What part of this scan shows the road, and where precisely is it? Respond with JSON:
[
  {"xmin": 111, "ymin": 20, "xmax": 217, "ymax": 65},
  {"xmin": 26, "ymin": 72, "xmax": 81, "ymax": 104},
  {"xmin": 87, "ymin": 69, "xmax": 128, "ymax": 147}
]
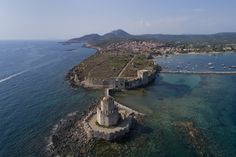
[{"xmin": 118, "ymin": 55, "xmax": 136, "ymax": 77}]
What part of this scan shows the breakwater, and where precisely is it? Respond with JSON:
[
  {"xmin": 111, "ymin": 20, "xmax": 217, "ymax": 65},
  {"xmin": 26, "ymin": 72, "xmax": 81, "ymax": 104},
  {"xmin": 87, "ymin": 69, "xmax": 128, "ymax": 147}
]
[{"xmin": 161, "ymin": 70, "xmax": 236, "ymax": 75}]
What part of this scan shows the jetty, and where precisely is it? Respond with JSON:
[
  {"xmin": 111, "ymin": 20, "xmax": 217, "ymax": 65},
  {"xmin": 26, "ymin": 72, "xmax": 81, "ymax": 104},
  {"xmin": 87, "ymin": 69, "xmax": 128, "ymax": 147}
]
[{"xmin": 161, "ymin": 70, "xmax": 236, "ymax": 75}]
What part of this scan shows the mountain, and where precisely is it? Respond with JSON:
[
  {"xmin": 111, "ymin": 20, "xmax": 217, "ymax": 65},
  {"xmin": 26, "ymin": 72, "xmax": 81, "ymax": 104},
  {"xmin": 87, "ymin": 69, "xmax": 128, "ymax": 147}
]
[
  {"xmin": 66, "ymin": 29, "xmax": 236, "ymax": 46},
  {"xmin": 103, "ymin": 29, "xmax": 131, "ymax": 39},
  {"xmin": 67, "ymin": 29, "xmax": 132, "ymax": 46},
  {"xmin": 67, "ymin": 34, "xmax": 101, "ymax": 43}
]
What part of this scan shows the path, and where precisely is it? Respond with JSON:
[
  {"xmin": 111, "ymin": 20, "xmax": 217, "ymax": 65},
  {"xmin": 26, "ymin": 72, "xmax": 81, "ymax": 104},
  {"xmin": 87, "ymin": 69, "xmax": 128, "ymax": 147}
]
[
  {"xmin": 161, "ymin": 70, "xmax": 236, "ymax": 75},
  {"xmin": 118, "ymin": 55, "xmax": 136, "ymax": 77}
]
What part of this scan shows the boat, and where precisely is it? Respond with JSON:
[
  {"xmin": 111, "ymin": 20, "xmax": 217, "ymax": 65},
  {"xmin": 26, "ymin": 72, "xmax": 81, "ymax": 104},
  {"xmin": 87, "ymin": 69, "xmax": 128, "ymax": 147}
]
[
  {"xmin": 209, "ymin": 66, "xmax": 215, "ymax": 69},
  {"xmin": 208, "ymin": 62, "xmax": 213, "ymax": 66}
]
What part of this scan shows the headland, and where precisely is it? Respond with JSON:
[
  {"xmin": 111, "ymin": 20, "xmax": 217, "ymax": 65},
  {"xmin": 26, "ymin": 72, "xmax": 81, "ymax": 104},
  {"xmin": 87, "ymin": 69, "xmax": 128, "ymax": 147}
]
[{"xmin": 47, "ymin": 30, "xmax": 236, "ymax": 156}]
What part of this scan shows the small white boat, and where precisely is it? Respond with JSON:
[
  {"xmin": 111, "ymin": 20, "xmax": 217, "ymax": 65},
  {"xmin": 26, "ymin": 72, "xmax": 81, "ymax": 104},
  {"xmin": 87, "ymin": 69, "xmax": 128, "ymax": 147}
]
[
  {"xmin": 208, "ymin": 62, "xmax": 213, "ymax": 66},
  {"xmin": 209, "ymin": 66, "xmax": 215, "ymax": 69}
]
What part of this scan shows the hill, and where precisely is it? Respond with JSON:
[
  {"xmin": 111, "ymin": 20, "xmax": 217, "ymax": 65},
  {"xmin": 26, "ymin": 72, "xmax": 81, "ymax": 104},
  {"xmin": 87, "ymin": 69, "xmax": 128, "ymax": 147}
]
[{"xmin": 67, "ymin": 30, "xmax": 236, "ymax": 46}]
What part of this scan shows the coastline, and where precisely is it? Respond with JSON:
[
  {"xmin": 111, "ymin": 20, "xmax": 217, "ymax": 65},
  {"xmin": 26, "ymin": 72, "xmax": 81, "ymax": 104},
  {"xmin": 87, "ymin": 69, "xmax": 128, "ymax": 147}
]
[
  {"xmin": 49, "ymin": 42, "xmax": 157, "ymax": 156},
  {"xmin": 48, "ymin": 42, "xmax": 236, "ymax": 156},
  {"xmin": 46, "ymin": 94, "xmax": 145, "ymax": 157},
  {"xmin": 46, "ymin": 101, "xmax": 99, "ymax": 157}
]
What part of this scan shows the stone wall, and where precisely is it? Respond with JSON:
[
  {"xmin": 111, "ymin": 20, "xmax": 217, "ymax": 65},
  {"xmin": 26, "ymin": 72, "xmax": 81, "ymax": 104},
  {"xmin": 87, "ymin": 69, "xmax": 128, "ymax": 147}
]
[
  {"xmin": 86, "ymin": 69, "xmax": 157, "ymax": 90},
  {"xmin": 125, "ymin": 70, "xmax": 157, "ymax": 89},
  {"xmin": 83, "ymin": 112, "xmax": 133, "ymax": 141},
  {"xmin": 90, "ymin": 117, "xmax": 132, "ymax": 141},
  {"xmin": 96, "ymin": 107, "xmax": 119, "ymax": 127},
  {"xmin": 82, "ymin": 101, "xmax": 137, "ymax": 141},
  {"xmin": 86, "ymin": 77, "xmax": 127, "ymax": 89}
]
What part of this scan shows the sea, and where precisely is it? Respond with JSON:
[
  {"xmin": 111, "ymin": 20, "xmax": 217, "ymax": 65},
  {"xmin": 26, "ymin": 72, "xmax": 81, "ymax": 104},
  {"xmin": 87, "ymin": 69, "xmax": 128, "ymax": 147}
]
[{"xmin": 0, "ymin": 41, "xmax": 236, "ymax": 157}]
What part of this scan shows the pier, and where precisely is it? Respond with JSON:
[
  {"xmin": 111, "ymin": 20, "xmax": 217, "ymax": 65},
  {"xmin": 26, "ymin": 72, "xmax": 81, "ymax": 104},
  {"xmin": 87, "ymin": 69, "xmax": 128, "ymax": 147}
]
[{"xmin": 161, "ymin": 70, "xmax": 236, "ymax": 75}]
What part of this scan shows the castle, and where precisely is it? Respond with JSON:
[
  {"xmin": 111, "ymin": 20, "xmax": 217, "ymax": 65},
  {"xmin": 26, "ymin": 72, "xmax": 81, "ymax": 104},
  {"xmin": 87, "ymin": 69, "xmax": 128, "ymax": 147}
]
[
  {"xmin": 82, "ymin": 88, "xmax": 144, "ymax": 141},
  {"xmin": 96, "ymin": 96, "xmax": 120, "ymax": 127},
  {"xmin": 82, "ymin": 69, "xmax": 156, "ymax": 90},
  {"xmin": 80, "ymin": 69, "xmax": 155, "ymax": 141}
]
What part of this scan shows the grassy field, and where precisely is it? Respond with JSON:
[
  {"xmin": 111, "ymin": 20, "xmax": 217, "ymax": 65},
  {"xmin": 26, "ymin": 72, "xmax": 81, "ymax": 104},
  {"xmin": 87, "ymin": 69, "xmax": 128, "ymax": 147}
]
[
  {"xmin": 72, "ymin": 53, "xmax": 155, "ymax": 81},
  {"xmin": 120, "ymin": 55, "xmax": 155, "ymax": 77}
]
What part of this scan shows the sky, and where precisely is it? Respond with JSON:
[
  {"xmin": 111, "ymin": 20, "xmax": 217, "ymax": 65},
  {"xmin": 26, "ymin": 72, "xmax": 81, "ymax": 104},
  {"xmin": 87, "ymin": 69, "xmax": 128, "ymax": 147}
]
[{"xmin": 0, "ymin": 0, "xmax": 236, "ymax": 40}]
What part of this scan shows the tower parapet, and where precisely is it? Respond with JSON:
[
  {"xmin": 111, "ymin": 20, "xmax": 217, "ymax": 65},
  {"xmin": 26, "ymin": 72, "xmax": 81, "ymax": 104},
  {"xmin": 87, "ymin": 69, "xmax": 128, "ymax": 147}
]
[
  {"xmin": 137, "ymin": 69, "xmax": 149, "ymax": 85},
  {"xmin": 97, "ymin": 96, "xmax": 120, "ymax": 127}
]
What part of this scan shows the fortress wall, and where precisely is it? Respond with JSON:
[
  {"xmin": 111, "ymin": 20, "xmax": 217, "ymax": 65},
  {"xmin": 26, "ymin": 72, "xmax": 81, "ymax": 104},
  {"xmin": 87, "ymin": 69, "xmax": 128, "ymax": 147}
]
[
  {"xmin": 82, "ymin": 110, "xmax": 96, "ymax": 138},
  {"xmin": 86, "ymin": 78, "xmax": 107, "ymax": 86},
  {"xmin": 115, "ymin": 101, "xmax": 145, "ymax": 116},
  {"xmin": 89, "ymin": 117, "xmax": 132, "ymax": 141},
  {"xmin": 125, "ymin": 70, "xmax": 156, "ymax": 89},
  {"xmin": 86, "ymin": 69, "xmax": 157, "ymax": 89},
  {"xmin": 125, "ymin": 78, "xmax": 142, "ymax": 89},
  {"xmin": 82, "ymin": 103, "xmax": 134, "ymax": 141}
]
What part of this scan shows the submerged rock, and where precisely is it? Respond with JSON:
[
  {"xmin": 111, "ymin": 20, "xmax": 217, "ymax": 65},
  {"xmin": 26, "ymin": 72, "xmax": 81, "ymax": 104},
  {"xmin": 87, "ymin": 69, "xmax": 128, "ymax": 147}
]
[{"xmin": 173, "ymin": 121, "xmax": 222, "ymax": 157}]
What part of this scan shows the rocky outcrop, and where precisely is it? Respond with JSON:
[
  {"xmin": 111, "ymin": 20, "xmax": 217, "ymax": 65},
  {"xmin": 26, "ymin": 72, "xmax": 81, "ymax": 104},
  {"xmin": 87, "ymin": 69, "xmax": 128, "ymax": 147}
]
[
  {"xmin": 46, "ymin": 98, "xmax": 144, "ymax": 156},
  {"xmin": 46, "ymin": 101, "xmax": 99, "ymax": 157}
]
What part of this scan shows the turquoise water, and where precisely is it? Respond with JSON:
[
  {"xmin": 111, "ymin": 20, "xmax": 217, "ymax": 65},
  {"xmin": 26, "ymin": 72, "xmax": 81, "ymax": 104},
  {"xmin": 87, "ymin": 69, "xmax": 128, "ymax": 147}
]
[
  {"xmin": 0, "ymin": 42, "xmax": 236, "ymax": 157},
  {"xmin": 111, "ymin": 74, "xmax": 236, "ymax": 157},
  {"xmin": 0, "ymin": 41, "xmax": 101, "ymax": 156}
]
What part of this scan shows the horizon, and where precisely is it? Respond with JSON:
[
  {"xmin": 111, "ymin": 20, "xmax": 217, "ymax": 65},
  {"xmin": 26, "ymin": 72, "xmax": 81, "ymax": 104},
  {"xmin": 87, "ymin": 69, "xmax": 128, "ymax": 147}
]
[
  {"xmin": 1, "ymin": 0, "xmax": 236, "ymax": 40},
  {"xmin": 1, "ymin": 30, "xmax": 236, "ymax": 41}
]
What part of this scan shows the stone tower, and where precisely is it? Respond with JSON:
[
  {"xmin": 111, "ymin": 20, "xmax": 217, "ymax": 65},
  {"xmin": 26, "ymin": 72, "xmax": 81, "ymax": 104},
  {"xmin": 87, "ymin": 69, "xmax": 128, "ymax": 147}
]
[
  {"xmin": 97, "ymin": 96, "xmax": 119, "ymax": 127},
  {"xmin": 137, "ymin": 69, "xmax": 149, "ymax": 85}
]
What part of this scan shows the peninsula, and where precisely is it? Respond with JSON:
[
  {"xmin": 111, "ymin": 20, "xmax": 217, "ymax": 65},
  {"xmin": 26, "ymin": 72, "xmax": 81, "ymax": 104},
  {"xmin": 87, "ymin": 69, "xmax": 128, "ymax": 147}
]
[
  {"xmin": 48, "ymin": 30, "xmax": 163, "ymax": 156},
  {"xmin": 48, "ymin": 30, "xmax": 236, "ymax": 156},
  {"xmin": 66, "ymin": 29, "xmax": 236, "ymax": 54}
]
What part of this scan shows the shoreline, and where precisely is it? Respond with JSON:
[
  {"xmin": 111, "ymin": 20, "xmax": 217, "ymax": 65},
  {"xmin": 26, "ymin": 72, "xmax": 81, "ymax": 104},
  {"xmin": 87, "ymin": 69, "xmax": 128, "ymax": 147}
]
[
  {"xmin": 46, "ymin": 100, "xmax": 99, "ymax": 157},
  {"xmin": 65, "ymin": 44, "xmax": 161, "ymax": 89},
  {"xmin": 81, "ymin": 42, "xmax": 236, "ymax": 56},
  {"xmin": 154, "ymin": 51, "xmax": 236, "ymax": 58},
  {"xmin": 47, "ymin": 42, "xmax": 236, "ymax": 156},
  {"xmin": 46, "ymin": 93, "xmax": 145, "ymax": 157}
]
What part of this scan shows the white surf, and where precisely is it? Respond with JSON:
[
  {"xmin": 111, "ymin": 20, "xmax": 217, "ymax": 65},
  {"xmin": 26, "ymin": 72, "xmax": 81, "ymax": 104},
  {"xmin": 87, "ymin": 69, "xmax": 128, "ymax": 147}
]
[{"xmin": 0, "ymin": 70, "xmax": 28, "ymax": 83}]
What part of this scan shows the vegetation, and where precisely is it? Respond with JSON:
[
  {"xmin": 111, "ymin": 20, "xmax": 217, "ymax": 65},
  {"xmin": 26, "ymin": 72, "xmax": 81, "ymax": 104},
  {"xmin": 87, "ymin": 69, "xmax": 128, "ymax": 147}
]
[
  {"xmin": 121, "ymin": 55, "xmax": 155, "ymax": 77},
  {"xmin": 67, "ymin": 30, "xmax": 236, "ymax": 52},
  {"xmin": 66, "ymin": 53, "xmax": 156, "ymax": 86}
]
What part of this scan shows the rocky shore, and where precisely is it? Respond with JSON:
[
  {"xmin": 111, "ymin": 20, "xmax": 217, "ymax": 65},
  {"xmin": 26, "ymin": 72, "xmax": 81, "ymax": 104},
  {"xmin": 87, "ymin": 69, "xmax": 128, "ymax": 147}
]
[
  {"xmin": 46, "ymin": 100, "xmax": 99, "ymax": 157},
  {"xmin": 46, "ymin": 98, "xmax": 144, "ymax": 157}
]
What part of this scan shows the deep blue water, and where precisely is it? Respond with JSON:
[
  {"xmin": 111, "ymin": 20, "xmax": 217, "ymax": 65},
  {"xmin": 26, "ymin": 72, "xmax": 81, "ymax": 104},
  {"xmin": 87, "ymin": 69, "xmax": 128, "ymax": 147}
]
[{"xmin": 0, "ymin": 41, "xmax": 100, "ymax": 157}]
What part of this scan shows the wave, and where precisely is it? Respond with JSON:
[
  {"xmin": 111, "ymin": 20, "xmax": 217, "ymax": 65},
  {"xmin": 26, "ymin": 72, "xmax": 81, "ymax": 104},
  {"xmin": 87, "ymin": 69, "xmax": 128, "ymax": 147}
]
[
  {"xmin": 0, "ymin": 70, "xmax": 28, "ymax": 83},
  {"xmin": 0, "ymin": 59, "xmax": 59, "ymax": 84}
]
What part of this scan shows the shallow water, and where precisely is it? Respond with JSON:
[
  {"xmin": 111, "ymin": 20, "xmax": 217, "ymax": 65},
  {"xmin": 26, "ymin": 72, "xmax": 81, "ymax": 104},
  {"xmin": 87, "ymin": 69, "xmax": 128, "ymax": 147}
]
[{"xmin": 110, "ymin": 74, "xmax": 236, "ymax": 157}]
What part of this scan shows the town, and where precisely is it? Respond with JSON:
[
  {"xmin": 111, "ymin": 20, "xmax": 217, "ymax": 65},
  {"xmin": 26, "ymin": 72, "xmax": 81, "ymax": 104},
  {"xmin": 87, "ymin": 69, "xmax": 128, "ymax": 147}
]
[{"xmin": 99, "ymin": 40, "xmax": 236, "ymax": 55}]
